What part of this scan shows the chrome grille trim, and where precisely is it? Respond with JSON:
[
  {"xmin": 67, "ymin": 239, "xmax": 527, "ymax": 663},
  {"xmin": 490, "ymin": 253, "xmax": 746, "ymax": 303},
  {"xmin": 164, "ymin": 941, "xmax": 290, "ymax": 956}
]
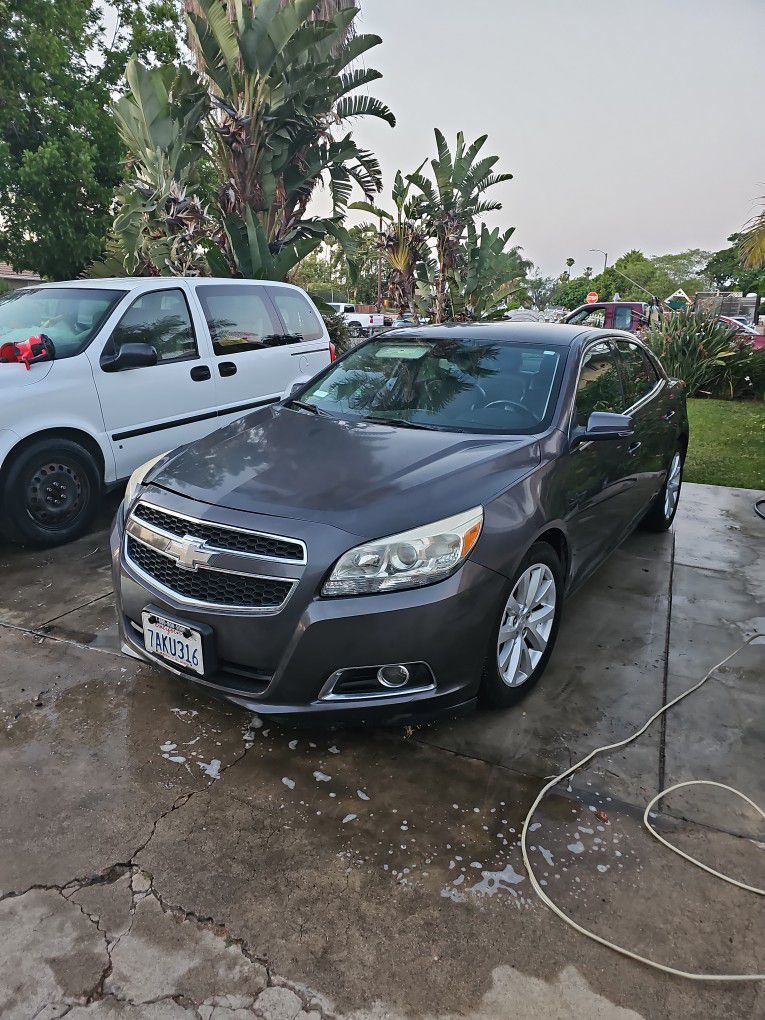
[
  {"xmin": 124, "ymin": 509, "xmax": 301, "ymax": 614},
  {"xmin": 133, "ymin": 498, "xmax": 307, "ymax": 564}
]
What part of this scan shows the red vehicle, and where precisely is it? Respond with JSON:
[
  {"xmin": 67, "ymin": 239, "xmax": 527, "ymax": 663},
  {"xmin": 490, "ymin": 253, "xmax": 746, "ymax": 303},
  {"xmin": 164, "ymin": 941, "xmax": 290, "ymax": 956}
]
[
  {"xmin": 564, "ymin": 301, "xmax": 660, "ymax": 333},
  {"xmin": 719, "ymin": 315, "xmax": 765, "ymax": 351}
]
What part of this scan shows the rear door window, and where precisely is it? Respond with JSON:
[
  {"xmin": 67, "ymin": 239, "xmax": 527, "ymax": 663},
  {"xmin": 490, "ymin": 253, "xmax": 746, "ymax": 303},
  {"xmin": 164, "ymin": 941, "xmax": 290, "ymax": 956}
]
[
  {"xmin": 615, "ymin": 340, "xmax": 659, "ymax": 407},
  {"xmin": 575, "ymin": 342, "xmax": 623, "ymax": 426},
  {"xmin": 106, "ymin": 289, "xmax": 197, "ymax": 363},
  {"xmin": 196, "ymin": 284, "xmax": 282, "ymax": 355},
  {"xmin": 613, "ymin": 306, "xmax": 633, "ymax": 330},
  {"xmin": 267, "ymin": 287, "xmax": 325, "ymax": 343}
]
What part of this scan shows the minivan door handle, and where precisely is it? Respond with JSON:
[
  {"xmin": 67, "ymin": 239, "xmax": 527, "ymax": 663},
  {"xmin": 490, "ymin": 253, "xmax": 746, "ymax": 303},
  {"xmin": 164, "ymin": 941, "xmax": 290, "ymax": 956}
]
[
  {"xmin": 218, "ymin": 361, "xmax": 237, "ymax": 378},
  {"xmin": 190, "ymin": 365, "xmax": 211, "ymax": 382}
]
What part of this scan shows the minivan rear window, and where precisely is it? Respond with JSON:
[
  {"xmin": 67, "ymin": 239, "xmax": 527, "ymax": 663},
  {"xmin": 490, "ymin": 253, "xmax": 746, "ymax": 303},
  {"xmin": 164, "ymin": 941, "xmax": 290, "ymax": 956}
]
[
  {"xmin": 0, "ymin": 287, "xmax": 125, "ymax": 359},
  {"xmin": 196, "ymin": 284, "xmax": 282, "ymax": 355}
]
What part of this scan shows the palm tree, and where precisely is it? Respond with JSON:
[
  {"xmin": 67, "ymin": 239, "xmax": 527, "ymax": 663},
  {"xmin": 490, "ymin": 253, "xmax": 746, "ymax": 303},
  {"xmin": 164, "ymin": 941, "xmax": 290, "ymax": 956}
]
[
  {"xmin": 740, "ymin": 200, "xmax": 765, "ymax": 270},
  {"xmin": 110, "ymin": 0, "xmax": 394, "ymax": 278},
  {"xmin": 407, "ymin": 131, "xmax": 513, "ymax": 322},
  {"xmin": 351, "ymin": 170, "xmax": 427, "ymax": 316}
]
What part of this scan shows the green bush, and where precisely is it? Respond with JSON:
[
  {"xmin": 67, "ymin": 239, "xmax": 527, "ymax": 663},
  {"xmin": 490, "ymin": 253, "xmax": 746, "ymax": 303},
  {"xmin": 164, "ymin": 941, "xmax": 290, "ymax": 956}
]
[
  {"xmin": 320, "ymin": 309, "xmax": 352, "ymax": 355},
  {"xmin": 645, "ymin": 308, "xmax": 755, "ymax": 398}
]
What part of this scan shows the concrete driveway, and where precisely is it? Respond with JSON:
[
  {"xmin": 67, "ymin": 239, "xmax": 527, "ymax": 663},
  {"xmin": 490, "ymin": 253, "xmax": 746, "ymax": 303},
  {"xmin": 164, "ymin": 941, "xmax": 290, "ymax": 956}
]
[{"xmin": 0, "ymin": 483, "xmax": 762, "ymax": 1019}]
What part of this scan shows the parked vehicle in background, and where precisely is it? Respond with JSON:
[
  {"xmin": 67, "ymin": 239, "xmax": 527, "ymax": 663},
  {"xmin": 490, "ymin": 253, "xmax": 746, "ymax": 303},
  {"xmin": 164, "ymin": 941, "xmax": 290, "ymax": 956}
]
[
  {"xmin": 113, "ymin": 322, "xmax": 688, "ymax": 720},
  {"xmin": 565, "ymin": 301, "xmax": 662, "ymax": 333},
  {"xmin": 719, "ymin": 315, "xmax": 765, "ymax": 351},
  {"xmin": 0, "ymin": 279, "xmax": 332, "ymax": 547},
  {"xmin": 328, "ymin": 302, "xmax": 385, "ymax": 339}
]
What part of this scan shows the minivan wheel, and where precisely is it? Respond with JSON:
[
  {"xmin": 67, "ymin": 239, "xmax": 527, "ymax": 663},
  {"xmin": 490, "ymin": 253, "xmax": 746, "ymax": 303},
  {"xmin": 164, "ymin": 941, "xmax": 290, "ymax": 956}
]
[
  {"xmin": 641, "ymin": 448, "xmax": 683, "ymax": 532},
  {"xmin": 3, "ymin": 439, "xmax": 101, "ymax": 547},
  {"xmin": 480, "ymin": 542, "xmax": 564, "ymax": 709}
]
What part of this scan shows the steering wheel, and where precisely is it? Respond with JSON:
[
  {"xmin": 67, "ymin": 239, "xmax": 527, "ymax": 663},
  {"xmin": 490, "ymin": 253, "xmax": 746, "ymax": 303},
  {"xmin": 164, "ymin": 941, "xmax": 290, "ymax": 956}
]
[{"xmin": 483, "ymin": 399, "xmax": 537, "ymax": 426}]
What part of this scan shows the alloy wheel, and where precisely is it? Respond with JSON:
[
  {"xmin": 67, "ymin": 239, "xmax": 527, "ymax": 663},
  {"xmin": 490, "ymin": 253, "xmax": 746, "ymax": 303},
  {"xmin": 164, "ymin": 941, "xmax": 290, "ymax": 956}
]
[
  {"xmin": 496, "ymin": 563, "xmax": 557, "ymax": 687},
  {"xmin": 664, "ymin": 451, "xmax": 682, "ymax": 520}
]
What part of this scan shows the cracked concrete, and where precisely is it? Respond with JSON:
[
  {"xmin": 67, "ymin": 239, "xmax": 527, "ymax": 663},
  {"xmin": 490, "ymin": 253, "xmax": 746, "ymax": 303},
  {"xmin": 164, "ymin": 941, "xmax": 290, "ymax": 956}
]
[{"xmin": 0, "ymin": 483, "xmax": 763, "ymax": 1019}]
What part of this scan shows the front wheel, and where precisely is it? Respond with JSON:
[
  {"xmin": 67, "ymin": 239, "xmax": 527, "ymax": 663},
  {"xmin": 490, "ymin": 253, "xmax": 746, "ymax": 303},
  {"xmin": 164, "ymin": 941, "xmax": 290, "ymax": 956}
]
[
  {"xmin": 480, "ymin": 542, "xmax": 564, "ymax": 709},
  {"xmin": 2, "ymin": 439, "xmax": 101, "ymax": 547},
  {"xmin": 641, "ymin": 448, "xmax": 683, "ymax": 532}
]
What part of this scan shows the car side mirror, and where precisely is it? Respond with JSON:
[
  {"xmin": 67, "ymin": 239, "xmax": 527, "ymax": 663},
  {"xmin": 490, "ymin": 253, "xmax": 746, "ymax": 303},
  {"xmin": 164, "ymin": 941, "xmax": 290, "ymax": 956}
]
[
  {"xmin": 572, "ymin": 411, "xmax": 634, "ymax": 447},
  {"xmin": 101, "ymin": 342, "xmax": 158, "ymax": 373},
  {"xmin": 280, "ymin": 375, "xmax": 312, "ymax": 401}
]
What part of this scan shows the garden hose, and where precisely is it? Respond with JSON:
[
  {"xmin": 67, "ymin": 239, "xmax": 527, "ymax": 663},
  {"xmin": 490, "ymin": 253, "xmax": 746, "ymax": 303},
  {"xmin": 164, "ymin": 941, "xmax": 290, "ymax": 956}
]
[
  {"xmin": 521, "ymin": 634, "xmax": 764, "ymax": 982},
  {"xmin": 755, "ymin": 498, "xmax": 765, "ymax": 521}
]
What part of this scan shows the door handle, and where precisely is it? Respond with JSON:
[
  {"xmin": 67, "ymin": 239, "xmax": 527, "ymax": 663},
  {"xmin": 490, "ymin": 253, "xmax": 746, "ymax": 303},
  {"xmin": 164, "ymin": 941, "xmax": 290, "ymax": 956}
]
[
  {"xmin": 190, "ymin": 365, "xmax": 211, "ymax": 382},
  {"xmin": 218, "ymin": 361, "xmax": 237, "ymax": 378},
  {"xmin": 628, "ymin": 441, "xmax": 642, "ymax": 455},
  {"xmin": 662, "ymin": 409, "xmax": 676, "ymax": 421}
]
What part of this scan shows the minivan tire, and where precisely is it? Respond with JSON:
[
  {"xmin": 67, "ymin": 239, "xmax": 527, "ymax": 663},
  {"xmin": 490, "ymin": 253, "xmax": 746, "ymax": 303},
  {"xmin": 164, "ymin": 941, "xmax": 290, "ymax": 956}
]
[
  {"xmin": 3, "ymin": 439, "xmax": 101, "ymax": 547},
  {"xmin": 479, "ymin": 542, "xmax": 564, "ymax": 709}
]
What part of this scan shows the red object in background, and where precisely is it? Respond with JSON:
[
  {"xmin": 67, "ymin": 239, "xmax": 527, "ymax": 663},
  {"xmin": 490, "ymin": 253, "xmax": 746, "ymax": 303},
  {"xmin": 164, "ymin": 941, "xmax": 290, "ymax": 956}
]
[
  {"xmin": 0, "ymin": 334, "xmax": 55, "ymax": 370},
  {"xmin": 328, "ymin": 341, "xmax": 337, "ymax": 362},
  {"xmin": 585, "ymin": 291, "xmax": 599, "ymax": 304}
]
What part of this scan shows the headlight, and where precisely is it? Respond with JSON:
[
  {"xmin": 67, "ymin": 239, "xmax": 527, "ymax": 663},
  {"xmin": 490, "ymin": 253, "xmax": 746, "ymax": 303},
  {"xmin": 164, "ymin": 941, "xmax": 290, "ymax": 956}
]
[
  {"xmin": 124, "ymin": 453, "xmax": 167, "ymax": 508},
  {"xmin": 322, "ymin": 507, "xmax": 483, "ymax": 597}
]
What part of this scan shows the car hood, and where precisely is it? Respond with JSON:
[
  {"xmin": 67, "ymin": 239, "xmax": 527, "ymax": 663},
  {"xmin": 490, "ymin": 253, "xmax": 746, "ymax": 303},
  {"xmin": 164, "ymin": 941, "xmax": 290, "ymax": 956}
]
[{"xmin": 151, "ymin": 405, "xmax": 540, "ymax": 539}]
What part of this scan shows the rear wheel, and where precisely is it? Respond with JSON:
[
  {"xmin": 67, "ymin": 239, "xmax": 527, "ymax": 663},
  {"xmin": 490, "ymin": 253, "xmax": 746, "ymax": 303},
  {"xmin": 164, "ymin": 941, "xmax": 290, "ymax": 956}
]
[
  {"xmin": 480, "ymin": 542, "xmax": 564, "ymax": 709},
  {"xmin": 641, "ymin": 448, "xmax": 683, "ymax": 532},
  {"xmin": 348, "ymin": 322, "xmax": 363, "ymax": 339},
  {"xmin": 3, "ymin": 439, "xmax": 101, "ymax": 547}
]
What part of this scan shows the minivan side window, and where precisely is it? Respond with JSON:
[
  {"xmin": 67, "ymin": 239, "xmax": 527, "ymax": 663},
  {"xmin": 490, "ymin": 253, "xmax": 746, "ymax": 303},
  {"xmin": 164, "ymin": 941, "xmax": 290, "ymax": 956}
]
[
  {"xmin": 267, "ymin": 287, "xmax": 325, "ymax": 343},
  {"xmin": 107, "ymin": 289, "xmax": 197, "ymax": 363},
  {"xmin": 196, "ymin": 284, "xmax": 282, "ymax": 355},
  {"xmin": 616, "ymin": 340, "xmax": 658, "ymax": 407},
  {"xmin": 575, "ymin": 342, "xmax": 623, "ymax": 426},
  {"xmin": 613, "ymin": 306, "xmax": 632, "ymax": 330}
]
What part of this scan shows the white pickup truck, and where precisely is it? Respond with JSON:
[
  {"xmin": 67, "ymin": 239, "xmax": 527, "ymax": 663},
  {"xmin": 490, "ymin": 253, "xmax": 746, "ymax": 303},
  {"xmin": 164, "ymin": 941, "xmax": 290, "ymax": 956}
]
[{"xmin": 328, "ymin": 302, "xmax": 386, "ymax": 339}]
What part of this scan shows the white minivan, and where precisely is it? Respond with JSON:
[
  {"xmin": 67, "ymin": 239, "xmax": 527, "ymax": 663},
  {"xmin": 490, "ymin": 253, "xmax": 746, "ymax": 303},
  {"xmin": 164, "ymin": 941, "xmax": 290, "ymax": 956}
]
[{"xmin": 0, "ymin": 278, "xmax": 333, "ymax": 546}]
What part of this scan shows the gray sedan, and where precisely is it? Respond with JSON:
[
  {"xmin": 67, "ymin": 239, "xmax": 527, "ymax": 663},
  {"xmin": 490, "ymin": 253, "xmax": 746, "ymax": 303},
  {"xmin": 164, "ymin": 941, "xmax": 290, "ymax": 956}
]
[{"xmin": 112, "ymin": 323, "xmax": 688, "ymax": 720}]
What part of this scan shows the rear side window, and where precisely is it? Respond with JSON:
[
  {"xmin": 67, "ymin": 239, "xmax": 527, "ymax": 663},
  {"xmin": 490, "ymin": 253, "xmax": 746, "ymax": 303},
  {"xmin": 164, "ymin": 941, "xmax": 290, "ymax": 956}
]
[
  {"xmin": 196, "ymin": 284, "xmax": 281, "ymax": 355},
  {"xmin": 108, "ymin": 289, "xmax": 197, "ymax": 363},
  {"xmin": 616, "ymin": 340, "xmax": 658, "ymax": 407},
  {"xmin": 268, "ymin": 287, "xmax": 324, "ymax": 343},
  {"xmin": 575, "ymin": 342, "xmax": 623, "ymax": 425}
]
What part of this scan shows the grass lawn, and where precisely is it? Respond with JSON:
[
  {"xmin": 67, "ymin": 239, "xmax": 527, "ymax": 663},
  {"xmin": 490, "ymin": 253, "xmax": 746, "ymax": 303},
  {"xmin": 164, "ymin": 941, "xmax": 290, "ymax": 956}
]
[{"xmin": 685, "ymin": 398, "xmax": 765, "ymax": 490}]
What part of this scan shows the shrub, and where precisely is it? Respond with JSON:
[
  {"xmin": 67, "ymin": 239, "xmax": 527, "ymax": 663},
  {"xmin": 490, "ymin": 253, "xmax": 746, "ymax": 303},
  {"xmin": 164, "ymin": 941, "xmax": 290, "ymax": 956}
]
[
  {"xmin": 644, "ymin": 308, "xmax": 754, "ymax": 398},
  {"xmin": 320, "ymin": 308, "xmax": 352, "ymax": 355}
]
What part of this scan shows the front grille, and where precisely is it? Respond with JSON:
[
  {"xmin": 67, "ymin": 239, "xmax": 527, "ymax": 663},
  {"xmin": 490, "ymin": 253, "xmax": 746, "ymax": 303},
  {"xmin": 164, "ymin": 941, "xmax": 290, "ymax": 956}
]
[
  {"xmin": 126, "ymin": 536, "xmax": 293, "ymax": 609},
  {"xmin": 132, "ymin": 502, "xmax": 304, "ymax": 561}
]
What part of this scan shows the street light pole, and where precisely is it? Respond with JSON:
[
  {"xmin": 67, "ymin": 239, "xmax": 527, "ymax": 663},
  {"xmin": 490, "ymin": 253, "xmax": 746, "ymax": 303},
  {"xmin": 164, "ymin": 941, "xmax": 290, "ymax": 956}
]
[{"xmin": 589, "ymin": 248, "xmax": 608, "ymax": 275}]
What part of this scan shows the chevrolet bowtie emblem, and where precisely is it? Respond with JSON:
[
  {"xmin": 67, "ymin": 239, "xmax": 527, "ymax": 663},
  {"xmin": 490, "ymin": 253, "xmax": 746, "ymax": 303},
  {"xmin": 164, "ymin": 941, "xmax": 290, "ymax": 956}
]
[{"xmin": 172, "ymin": 535, "xmax": 214, "ymax": 571}]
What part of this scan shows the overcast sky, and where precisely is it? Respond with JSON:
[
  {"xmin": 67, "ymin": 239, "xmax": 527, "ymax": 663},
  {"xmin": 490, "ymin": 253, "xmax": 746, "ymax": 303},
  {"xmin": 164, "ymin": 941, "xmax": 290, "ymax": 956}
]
[{"xmin": 341, "ymin": 0, "xmax": 764, "ymax": 277}]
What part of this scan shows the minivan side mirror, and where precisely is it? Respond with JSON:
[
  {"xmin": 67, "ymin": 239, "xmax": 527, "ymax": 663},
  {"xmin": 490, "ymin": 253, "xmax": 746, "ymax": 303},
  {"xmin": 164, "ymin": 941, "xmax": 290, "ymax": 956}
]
[
  {"xmin": 572, "ymin": 411, "xmax": 634, "ymax": 447},
  {"xmin": 101, "ymin": 342, "xmax": 158, "ymax": 373}
]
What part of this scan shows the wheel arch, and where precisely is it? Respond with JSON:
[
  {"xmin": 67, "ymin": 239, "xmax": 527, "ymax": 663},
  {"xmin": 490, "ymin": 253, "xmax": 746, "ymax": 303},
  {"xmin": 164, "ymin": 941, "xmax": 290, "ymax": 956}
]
[
  {"xmin": 0, "ymin": 427, "xmax": 107, "ymax": 493},
  {"xmin": 531, "ymin": 526, "xmax": 570, "ymax": 587}
]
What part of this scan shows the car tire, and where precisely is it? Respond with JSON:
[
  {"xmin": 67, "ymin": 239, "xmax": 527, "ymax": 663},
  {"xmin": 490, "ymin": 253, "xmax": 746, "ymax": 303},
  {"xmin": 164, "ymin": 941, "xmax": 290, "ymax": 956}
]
[
  {"xmin": 2, "ymin": 439, "xmax": 101, "ymax": 547},
  {"xmin": 640, "ymin": 447, "xmax": 684, "ymax": 532},
  {"xmin": 479, "ymin": 541, "xmax": 564, "ymax": 709}
]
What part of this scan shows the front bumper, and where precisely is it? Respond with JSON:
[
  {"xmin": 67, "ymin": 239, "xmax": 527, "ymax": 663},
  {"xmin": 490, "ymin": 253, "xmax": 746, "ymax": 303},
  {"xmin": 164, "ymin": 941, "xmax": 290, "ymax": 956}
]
[{"xmin": 111, "ymin": 489, "xmax": 506, "ymax": 720}]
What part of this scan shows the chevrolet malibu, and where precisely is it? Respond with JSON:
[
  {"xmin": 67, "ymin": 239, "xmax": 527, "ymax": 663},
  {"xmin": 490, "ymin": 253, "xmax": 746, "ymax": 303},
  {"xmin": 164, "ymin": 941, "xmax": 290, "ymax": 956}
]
[{"xmin": 112, "ymin": 323, "xmax": 688, "ymax": 719}]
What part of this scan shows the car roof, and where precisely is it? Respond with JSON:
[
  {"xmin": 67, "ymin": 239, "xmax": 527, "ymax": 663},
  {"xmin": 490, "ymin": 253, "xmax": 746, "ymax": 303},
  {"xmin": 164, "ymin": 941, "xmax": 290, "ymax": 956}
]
[
  {"xmin": 379, "ymin": 321, "xmax": 589, "ymax": 344},
  {"xmin": 18, "ymin": 277, "xmax": 304, "ymax": 292}
]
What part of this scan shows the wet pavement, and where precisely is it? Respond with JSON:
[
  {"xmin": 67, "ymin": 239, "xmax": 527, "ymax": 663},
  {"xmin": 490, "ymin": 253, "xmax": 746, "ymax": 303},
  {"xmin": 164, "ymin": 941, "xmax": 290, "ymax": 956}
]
[{"xmin": 0, "ymin": 483, "xmax": 762, "ymax": 1019}]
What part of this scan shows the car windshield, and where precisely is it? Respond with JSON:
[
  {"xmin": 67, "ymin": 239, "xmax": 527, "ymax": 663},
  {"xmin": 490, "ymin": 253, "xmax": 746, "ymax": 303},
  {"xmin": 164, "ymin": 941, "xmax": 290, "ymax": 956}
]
[
  {"xmin": 0, "ymin": 287, "xmax": 125, "ymax": 359},
  {"xmin": 299, "ymin": 336, "xmax": 566, "ymax": 434}
]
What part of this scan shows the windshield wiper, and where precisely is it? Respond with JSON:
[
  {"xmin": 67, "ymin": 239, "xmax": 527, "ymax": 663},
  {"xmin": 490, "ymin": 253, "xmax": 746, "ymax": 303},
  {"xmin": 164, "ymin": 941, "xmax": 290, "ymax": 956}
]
[
  {"xmin": 288, "ymin": 399, "xmax": 333, "ymax": 417},
  {"xmin": 362, "ymin": 415, "xmax": 442, "ymax": 431}
]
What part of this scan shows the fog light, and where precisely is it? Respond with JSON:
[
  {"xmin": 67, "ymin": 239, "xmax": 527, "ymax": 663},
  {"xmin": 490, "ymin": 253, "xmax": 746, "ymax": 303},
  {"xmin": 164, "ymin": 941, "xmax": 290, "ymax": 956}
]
[{"xmin": 377, "ymin": 664, "xmax": 410, "ymax": 688}]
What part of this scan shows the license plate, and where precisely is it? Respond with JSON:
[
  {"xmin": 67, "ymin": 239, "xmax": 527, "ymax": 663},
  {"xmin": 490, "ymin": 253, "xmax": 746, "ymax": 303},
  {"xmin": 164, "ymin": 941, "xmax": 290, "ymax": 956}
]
[{"xmin": 142, "ymin": 611, "xmax": 204, "ymax": 675}]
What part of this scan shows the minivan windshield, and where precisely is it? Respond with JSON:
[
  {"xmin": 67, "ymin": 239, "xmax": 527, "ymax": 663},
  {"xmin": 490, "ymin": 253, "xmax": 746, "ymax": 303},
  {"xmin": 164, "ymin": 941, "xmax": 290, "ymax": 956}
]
[
  {"xmin": 0, "ymin": 287, "xmax": 125, "ymax": 359},
  {"xmin": 298, "ymin": 336, "xmax": 566, "ymax": 434}
]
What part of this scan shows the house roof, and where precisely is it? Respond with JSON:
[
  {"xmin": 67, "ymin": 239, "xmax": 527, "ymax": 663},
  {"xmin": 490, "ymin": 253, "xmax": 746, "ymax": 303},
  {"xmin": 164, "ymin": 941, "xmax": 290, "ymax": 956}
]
[{"xmin": 0, "ymin": 262, "xmax": 42, "ymax": 283}]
